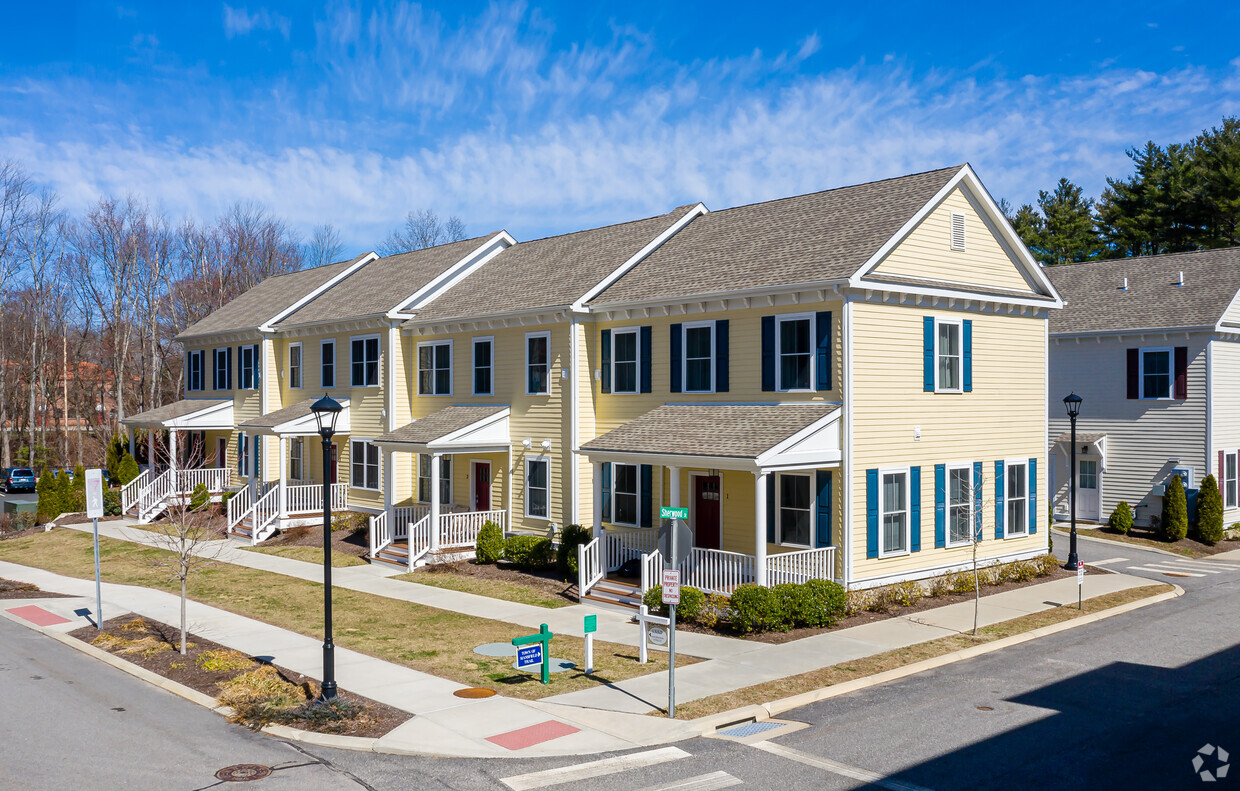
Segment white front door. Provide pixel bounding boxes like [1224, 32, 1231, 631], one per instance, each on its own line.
[1077, 459, 1100, 521]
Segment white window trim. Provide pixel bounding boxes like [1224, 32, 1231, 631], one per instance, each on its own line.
[525, 455, 551, 520]
[775, 471, 814, 549]
[239, 344, 258, 391]
[1005, 459, 1030, 538]
[775, 312, 816, 394]
[877, 465, 911, 558]
[609, 326, 641, 396]
[1138, 346, 1173, 401]
[1226, 452, 1238, 510]
[609, 462, 640, 527]
[290, 438, 303, 482]
[349, 438, 381, 491]
[950, 211, 967, 251]
[472, 336, 494, 396]
[350, 334, 382, 388]
[213, 347, 229, 391]
[416, 453, 453, 504]
[187, 350, 204, 392]
[288, 342, 303, 390]
[681, 320, 716, 395]
[238, 431, 249, 478]
[320, 339, 336, 389]
[525, 331, 552, 396]
[933, 317, 964, 394]
[417, 339, 454, 396]
[945, 462, 974, 548]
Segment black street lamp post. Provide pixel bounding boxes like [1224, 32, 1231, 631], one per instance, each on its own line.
[310, 394, 343, 701]
[1063, 393, 1083, 570]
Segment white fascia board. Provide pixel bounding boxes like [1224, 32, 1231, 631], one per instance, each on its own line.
[851, 280, 1060, 310]
[162, 401, 235, 429]
[587, 279, 850, 315]
[259, 252, 379, 333]
[754, 410, 843, 469]
[1051, 325, 1214, 340]
[571, 203, 708, 312]
[1214, 287, 1240, 332]
[401, 307, 571, 334]
[387, 232, 517, 320]
[576, 448, 759, 473]
[431, 408, 511, 446]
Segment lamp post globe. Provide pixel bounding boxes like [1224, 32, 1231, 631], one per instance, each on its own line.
[309, 394, 342, 700]
[1063, 393, 1082, 570]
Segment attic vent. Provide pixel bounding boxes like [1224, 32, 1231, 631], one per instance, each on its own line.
[1178, 271, 1185, 286]
[1121, 277, 1128, 291]
[950, 212, 966, 251]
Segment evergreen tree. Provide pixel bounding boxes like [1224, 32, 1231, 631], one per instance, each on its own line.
[1198, 474, 1225, 545]
[106, 435, 126, 483]
[35, 466, 60, 524]
[116, 453, 141, 486]
[1037, 178, 1102, 264]
[1189, 118, 1240, 248]
[56, 469, 78, 513]
[1161, 474, 1189, 542]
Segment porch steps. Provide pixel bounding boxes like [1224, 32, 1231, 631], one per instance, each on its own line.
[372, 541, 412, 571]
[583, 578, 643, 610]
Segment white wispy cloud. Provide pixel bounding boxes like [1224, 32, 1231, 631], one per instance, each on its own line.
[223, 5, 291, 39]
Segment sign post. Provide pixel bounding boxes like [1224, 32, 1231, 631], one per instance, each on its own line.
[635, 604, 670, 664]
[512, 623, 554, 685]
[85, 468, 105, 630]
[662, 568, 680, 718]
[657, 506, 688, 719]
[1077, 561, 1084, 610]
[583, 614, 597, 675]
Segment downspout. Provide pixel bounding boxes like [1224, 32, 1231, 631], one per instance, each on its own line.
[842, 297, 854, 588]
[569, 312, 581, 526]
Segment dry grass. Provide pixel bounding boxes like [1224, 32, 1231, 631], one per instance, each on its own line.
[393, 571, 574, 609]
[240, 545, 367, 568]
[217, 665, 306, 710]
[196, 648, 257, 673]
[671, 584, 1173, 720]
[0, 529, 688, 699]
[90, 632, 191, 658]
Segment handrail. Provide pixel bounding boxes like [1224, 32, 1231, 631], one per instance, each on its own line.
[121, 469, 150, 514]
[136, 470, 174, 523]
[603, 526, 656, 572]
[437, 509, 506, 549]
[679, 546, 757, 596]
[765, 545, 837, 586]
[578, 537, 603, 597]
[640, 549, 662, 595]
[227, 485, 253, 530]
[250, 485, 281, 544]
[407, 514, 432, 570]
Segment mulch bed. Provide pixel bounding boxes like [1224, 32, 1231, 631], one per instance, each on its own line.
[0, 525, 44, 542]
[417, 559, 578, 601]
[1076, 524, 1240, 557]
[261, 525, 370, 558]
[0, 577, 74, 600]
[69, 613, 411, 738]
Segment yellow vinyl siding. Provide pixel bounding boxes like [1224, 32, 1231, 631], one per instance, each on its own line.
[576, 320, 595, 529]
[872, 187, 1035, 293]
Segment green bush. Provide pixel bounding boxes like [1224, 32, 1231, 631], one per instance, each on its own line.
[1108, 501, 1134, 534]
[116, 454, 141, 486]
[1034, 553, 1060, 576]
[475, 521, 505, 564]
[504, 535, 554, 570]
[36, 466, 60, 523]
[56, 469, 78, 513]
[1162, 474, 1188, 541]
[642, 585, 706, 622]
[556, 524, 593, 576]
[1198, 474, 1225, 545]
[948, 571, 979, 595]
[330, 512, 368, 533]
[188, 482, 211, 512]
[106, 435, 125, 483]
[103, 489, 121, 516]
[730, 584, 788, 633]
[221, 491, 236, 508]
[771, 579, 848, 628]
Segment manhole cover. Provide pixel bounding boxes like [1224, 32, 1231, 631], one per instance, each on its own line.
[454, 687, 497, 699]
[473, 642, 516, 657]
[215, 764, 273, 782]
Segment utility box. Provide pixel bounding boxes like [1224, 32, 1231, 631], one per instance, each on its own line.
[3, 497, 38, 517]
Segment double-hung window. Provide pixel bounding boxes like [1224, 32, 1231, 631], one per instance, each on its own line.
[239, 344, 259, 390]
[213, 348, 231, 390]
[418, 341, 452, 396]
[350, 440, 380, 490]
[473, 337, 493, 396]
[611, 464, 639, 526]
[683, 322, 714, 393]
[879, 469, 909, 556]
[777, 473, 812, 547]
[526, 457, 549, 518]
[777, 314, 813, 391]
[288, 343, 302, 389]
[1140, 348, 1172, 399]
[351, 336, 380, 387]
[417, 454, 452, 503]
[935, 319, 962, 392]
[526, 332, 550, 395]
[947, 464, 973, 546]
[290, 438, 303, 482]
[320, 340, 335, 389]
[1227, 452, 1238, 510]
[187, 350, 204, 392]
[611, 328, 639, 394]
[1006, 461, 1028, 536]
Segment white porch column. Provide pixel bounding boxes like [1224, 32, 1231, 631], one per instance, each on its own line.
[668, 466, 681, 510]
[168, 430, 178, 475]
[755, 471, 768, 587]
[383, 448, 394, 528]
[429, 452, 442, 552]
[128, 427, 135, 460]
[147, 430, 155, 473]
[591, 461, 603, 538]
[278, 435, 288, 519]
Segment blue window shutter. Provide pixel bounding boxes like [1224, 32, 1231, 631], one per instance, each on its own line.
[253, 435, 261, 479]
[865, 469, 878, 558]
[934, 464, 946, 548]
[237, 346, 244, 388]
[226, 347, 233, 390]
[816, 470, 832, 547]
[766, 474, 776, 544]
[910, 467, 922, 552]
[252, 344, 261, 389]
[761, 316, 776, 391]
[640, 464, 652, 528]
[973, 462, 983, 541]
[1029, 457, 1038, 534]
[639, 326, 652, 393]
[237, 435, 243, 475]
[815, 311, 832, 391]
[716, 320, 729, 393]
[923, 317, 935, 392]
[600, 330, 611, 394]
[963, 319, 973, 392]
[994, 460, 1005, 539]
[669, 323, 682, 393]
[601, 462, 611, 523]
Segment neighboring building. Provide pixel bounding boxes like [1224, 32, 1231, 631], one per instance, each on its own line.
[122, 163, 1062, 593]
[1046, 248, 1240, 527]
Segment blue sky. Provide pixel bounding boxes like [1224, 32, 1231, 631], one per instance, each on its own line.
[2, 1, 1239, 250]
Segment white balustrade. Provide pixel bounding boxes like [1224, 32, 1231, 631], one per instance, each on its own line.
[121, 469, 150, 515]
[370, 510, 392, 555]
[603, 527, 656, 572]
[577, 537, 603, 596]
[679, 547, 758, 596]
[765, 546, 837, 586]
[227, 485, 253, 530]
[250, 485, 280, 544]
[640, 549, 663, 595]
[437, 509, 506, 548]
[407, 514, 432, 569]
[392, 505, 427, 539]
[174, 468, 230, 495]
[136, 470, 174, 523]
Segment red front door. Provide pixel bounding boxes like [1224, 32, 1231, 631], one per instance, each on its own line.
[329, 444, 339, 485]
[693, 475, 721, 550]
[216, 438, 227, 468]
[474, 463, 491, 511]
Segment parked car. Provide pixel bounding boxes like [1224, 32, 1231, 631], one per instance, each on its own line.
[0, 468, 37, 493]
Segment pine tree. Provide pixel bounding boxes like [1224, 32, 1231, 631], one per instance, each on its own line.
[1197, 474, 1225, 545]
[57, 469, 80, 513]
[35, 466, 60, 524]
[117, 453, 141, 486]
[106, 435, 126, 483]
[1161, 474, 1189, 542]
[1190, 118, 1240, 248]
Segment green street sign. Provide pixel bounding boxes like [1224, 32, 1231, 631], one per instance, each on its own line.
[660, 506, 689, 520]
[512, 624, 554, 685]
[583, 614, 597, 634]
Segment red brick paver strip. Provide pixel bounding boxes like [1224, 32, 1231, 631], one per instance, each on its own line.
[6, 605, 71, 626]
[485, 720, 580, 751]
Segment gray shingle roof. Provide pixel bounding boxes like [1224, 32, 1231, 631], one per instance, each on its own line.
[237, 398, 322, 430]
[581, 403, 840, 459]
[590, 166, 965, 305]
[276, 236, 498, 328]
[176, 256, 365, 340]
[1053, 431, 1106, 445]
[122, 398, 231, 426]
[410, 208, 696, 323]
[375, 405, 508, 445]
[1046, 248, 1240, 335]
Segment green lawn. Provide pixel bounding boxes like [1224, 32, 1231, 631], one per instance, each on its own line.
[394, 571, 574, 608]
[240, 545, 367, 568]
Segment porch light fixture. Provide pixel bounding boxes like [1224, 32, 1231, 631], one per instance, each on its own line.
[541, 439, 552, 451]
[309, 393, 342, 700]
[1063, 393, 1082, 571]
[522, 437, 532, 449]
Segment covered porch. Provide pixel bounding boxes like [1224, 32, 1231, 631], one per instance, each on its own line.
[579, 403, 843, 598]
[372, 405, 511, 569]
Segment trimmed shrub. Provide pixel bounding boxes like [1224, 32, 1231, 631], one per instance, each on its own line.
[1198, 474, 1225, 546]
[698, 594, 728, 629]
[887, 580, 923, 607]
[56, 470, 78, 513]
[927, 574, 952, 598]
[730, 584, 787, 633]
[779, 579, 847, 627]
[1108, 501, 1134, 535]
[106, 435, 125, 483]
[189, 482, 211, 512]
[36, 466, 60, 523]
[103, 489, 121, 516]
[221, 491, 236, 508]
[1034, 553, 1060, 576]
[504, 535, 554, 571]
[1162, 474, 1188, 541]
[556, 524, 593, 576]
[948, 571, 979, 595]
[116, 453, 141, 486]
[475, 521, 505, 564]
[330, 511, 368, 533]
[642, 585, 706, 622]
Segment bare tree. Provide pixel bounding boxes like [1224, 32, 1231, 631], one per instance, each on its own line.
[17, 189, 67, 462]
[305, 223, 344, 268]
[0, 161, 32, 466]
[377, 209, 467, 256]
[218, 201, 303, 292]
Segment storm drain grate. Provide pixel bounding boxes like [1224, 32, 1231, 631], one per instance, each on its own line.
[215, 764, 273, 782]
[716, 721, 787, 738]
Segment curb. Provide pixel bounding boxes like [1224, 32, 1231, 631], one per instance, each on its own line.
[687, 583, 1183, 733]
[1051, 527, 1203, 560]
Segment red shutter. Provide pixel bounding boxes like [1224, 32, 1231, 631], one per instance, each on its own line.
[1174, 347, 1188, 399]
[1126, 349, 1139, 399]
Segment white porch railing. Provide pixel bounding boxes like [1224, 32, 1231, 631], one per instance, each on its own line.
[577, 537, 603, 597]
[227, 485, 253, 530]
[603, 527, 656, 572]
[122, 469, 151, 515]
[407, 514, 432, 569]
[679, 547, 759, 596]
[640, 549, 663, 595]
[370, 510, 392, 555]
[766, 546, 837, 586]
[250, 485, 280, 544]
[438, 509, 506, 548]
[285, 482, 347, 515]
[392, 505, 423, 540]
[136, 470, 174, 523]
[175, 468, 230, 494]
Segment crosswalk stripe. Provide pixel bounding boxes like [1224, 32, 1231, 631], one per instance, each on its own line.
[1145, 563, 1222, 574]
[1089, 557, 1130, 566]
[1126, 566, 1204, 577]
[751, 741, 934, 791]
[500, 747, 691, 790]
[1165, 558, 1240, 571]
[634, 771, 743, 791]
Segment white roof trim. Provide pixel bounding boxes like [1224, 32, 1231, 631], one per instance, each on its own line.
[131, 400, 234, 430]
[258, 253, 379, 333]
[755, 409, 842, 470]
[375, 408, 510, 452]
[247, 399, 351, 436]
[388, 232, 517, 319]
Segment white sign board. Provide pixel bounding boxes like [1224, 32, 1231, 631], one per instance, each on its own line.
[647, 625, 668, 647]
[85, 468, 105, 519]
[661, 569, 681, 605]
[1077, 563, 1085, 583]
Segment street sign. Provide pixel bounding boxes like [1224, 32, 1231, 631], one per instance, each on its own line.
[85, 469, 104, 519]
[635, 604, 670, 663]
[516, 644, 543, 668]
[647, 625, 668, 646]
[583, 614, 597, 633]
[657, 520, 693, 568]
[661, 569, 681, 605]
[1077, 563, 1085, 583]
[511, 624, 555, 684]
[583, 614, 597, 674]
[660, 506, 689, 520]
[1077, 562, 1084, 610]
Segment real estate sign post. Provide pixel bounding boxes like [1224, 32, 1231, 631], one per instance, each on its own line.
[583, 614, 596, 674]
[512, 624, 554, 685]
[85, 468, 104, 630]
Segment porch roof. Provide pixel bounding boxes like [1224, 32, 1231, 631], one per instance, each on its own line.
[1054, 430, 1108, 469]
[581, 403, 841, 472]
[238, 397, 351, 436]
[121, 398, 233, 429]
[375, 405, 509, 453]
